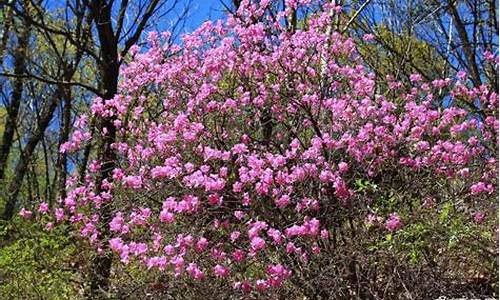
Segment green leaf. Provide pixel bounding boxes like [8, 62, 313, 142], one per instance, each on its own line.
[439, 202, 453, 223]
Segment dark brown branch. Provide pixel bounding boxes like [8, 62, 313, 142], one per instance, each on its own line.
[120, 0, 161, 58]
[447, 0, 482, 87]
[0, 72, 101, 96]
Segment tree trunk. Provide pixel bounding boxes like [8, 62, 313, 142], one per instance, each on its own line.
[53, 85, 72, 206]
[0, 4, 13, 65]
[0, 19, 30, 181]
[87, 1, 119, 297]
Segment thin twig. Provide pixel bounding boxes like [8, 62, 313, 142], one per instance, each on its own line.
[341, 0, 373, 34]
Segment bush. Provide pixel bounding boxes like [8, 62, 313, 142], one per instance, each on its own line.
[21, 0, 498, 298]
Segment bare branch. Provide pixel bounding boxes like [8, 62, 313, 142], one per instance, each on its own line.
[0, 72, 101, 96]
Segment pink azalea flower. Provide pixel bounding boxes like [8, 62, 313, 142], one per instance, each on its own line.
[385, 213, 403, 232]
[19, 208, 33, 219]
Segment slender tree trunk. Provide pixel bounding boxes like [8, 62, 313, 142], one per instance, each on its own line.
[0, 20, 30, 181]
[53, 85, 72, 206]
[0, 4, 13, 65]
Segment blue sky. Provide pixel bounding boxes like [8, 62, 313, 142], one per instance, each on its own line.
[186, 0, 226, 29]
[158, 0, 226, 35]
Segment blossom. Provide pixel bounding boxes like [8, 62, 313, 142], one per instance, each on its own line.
[233, 280, 252, 293]
[362, 33, 375, 42]
[250, 237, 266, 252]
[38, 202, 49, 214]
[473, 211, 486, 224]
[123, 175, 142, 189]
[457, 70, 467, 80]
[385, 213, 403, 232]
[159, 210, 174, 223]
[187, 263, 205, 280]
[110, 212, 125, 232]
[45, 222, 54, 231]
[213, 264, 230, 278]
[255, 279, 269, 291]
[483, 50, 496, 62]
[365, 213, 378, 226]
[19, 208, 33, 219]
[337, 162, 349, 173]
[163, 244, 175, 256]
[230, 231, 241, 242]
[195, 237, 209, 252]
[320, 229, 329, 240]
[409, 73, 422, 82]
[470, 182, 487, 194]
[267, 228, 283, 244]
[55, 208, 65, 222]
[109, 237, 124, 252]
[232, 249, 245, 262]
[234, 210, 245, 220]
[275, 194, 290, 208]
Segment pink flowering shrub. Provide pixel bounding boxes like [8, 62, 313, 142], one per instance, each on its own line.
[33, 0, 499, 298]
